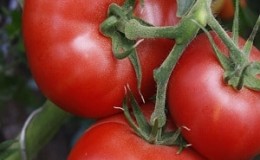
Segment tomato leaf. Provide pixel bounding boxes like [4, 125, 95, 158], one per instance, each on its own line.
[0, 101, 71, 160]
[0, 140, 17, 151]
[176, 0, 195, 17]
[0, 149, 19, 160]
[0, 140, 20, 160]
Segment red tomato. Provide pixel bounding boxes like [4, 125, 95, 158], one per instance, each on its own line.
[168, 32, 260, 160]
[68, 103, 206, 160]
[22, 0, 179, 118]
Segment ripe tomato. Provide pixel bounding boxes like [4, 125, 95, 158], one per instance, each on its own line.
[22, 0, 179, 118]
[168, 32, 260, 160]
[68, 103, 206, 160]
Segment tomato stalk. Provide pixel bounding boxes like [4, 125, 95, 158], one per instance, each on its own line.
[122, 87, 187, 148]
[204, 0, 260, 90]
[100, 0, 154, 97]
[126, 0, 209, 129]
[0, 101, 71, 160]
[101, 0, 209, 145]
[101, 0, 260, 148]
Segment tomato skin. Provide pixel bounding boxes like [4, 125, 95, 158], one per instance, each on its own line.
[168, 32, 260, 160]
[68, 103, 206, 160]
[22, 0, 178, 118]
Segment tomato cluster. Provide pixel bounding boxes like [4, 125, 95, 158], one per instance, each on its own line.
[22, 0, 177, 118]
[22, 0, 260, 159]
[168, 32, 260, 160]
[68, 103, 205, 160]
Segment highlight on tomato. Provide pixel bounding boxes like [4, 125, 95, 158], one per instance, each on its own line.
[168, 32, 260, 160]
[22, 0, 179, 118]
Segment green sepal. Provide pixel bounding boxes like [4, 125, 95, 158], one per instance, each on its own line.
[192, 19, 233, 71]
[160, 128, 182, 146]
[243, 62, 260, 91]
[100, 1, 144, 97]
[111, 32, 136, 59]
[244, 76, 260, 91]
[129, 49, 143, 95]
[122, 97, 145, 138]
[243, 15, 260, 56]
[127, 87, 150, 134]
[122, 89, 187, 147]
[149, 119, 160, 143]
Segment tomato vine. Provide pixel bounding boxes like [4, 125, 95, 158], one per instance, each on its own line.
[101, 0, 260, 144]
[1, 0, 260, 159]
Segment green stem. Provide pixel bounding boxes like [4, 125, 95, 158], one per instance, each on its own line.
[149, 0, 209, 128]
[125, 0, 210, 43]
[151, 44, 187, 128]
[243, 15, 260, 56]
[125, 20, 178, 40]
[232, 0, 240, 44]
[207, 11, 246, 65]
[3, 101, 71, 160]
[23, 101, 71, 160]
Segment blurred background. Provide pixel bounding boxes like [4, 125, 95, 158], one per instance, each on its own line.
[0, 1, 87, 159]
[0, 0, 259, 159]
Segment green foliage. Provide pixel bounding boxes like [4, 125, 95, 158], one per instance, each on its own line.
[0, 1, 44, 110]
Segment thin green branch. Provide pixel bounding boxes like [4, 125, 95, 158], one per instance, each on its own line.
[207, 13, 246, 65]
[232, 0, 240, 44]
[243, 15, 260, 56]
[151, 43, 187, 128]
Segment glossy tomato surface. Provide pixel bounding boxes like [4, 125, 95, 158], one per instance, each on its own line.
[68, 103, 206, 160]
[168, 32, 260, 160]
[22, 0, 179, 118]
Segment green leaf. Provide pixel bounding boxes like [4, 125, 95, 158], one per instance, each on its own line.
[23, 101, 71, 160]
[176, 0, 195, 17]
[0, 140, 17, 151]
[0, 149, 19, 160]
[0, 140, 20, 160]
